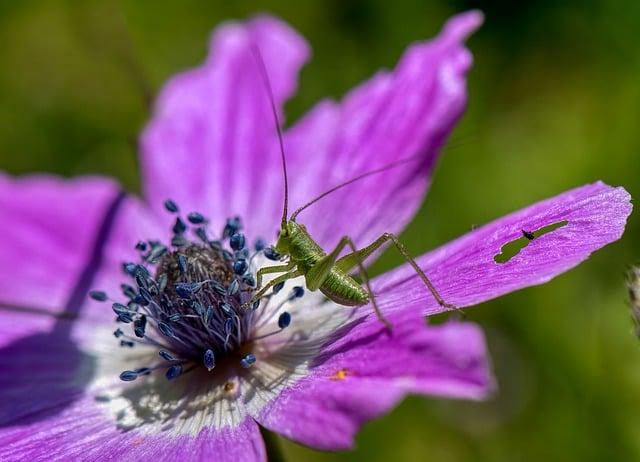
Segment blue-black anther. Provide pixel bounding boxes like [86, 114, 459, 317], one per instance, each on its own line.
[278, 311, 292, 329]
[123, 262, 137, 275]
[119, 370, 138, 381]
[263, 247, 281, 261]
[112, 302, 129, 315]
[138, 288, 152, 306]
[147, 244, 168, 263]
[159, 350, 175, 361]
[166, 364, 183, 380]
[220, 302, 234, 315]
[171, 235, 187, 247]
[187, 212, 206, 224]
[273, 281, 285, 294]
[135, 241, 147, 251]
[164, 199, 179, 213]
[233, 259, 248, 275]
[120, 340, 135, 347]
[204, 349, 216, 371]
[121, 284, 137, 299]
[158, 321, 174, 337]
[175, 282, 199, 299]
[148, 284, 159, 297]
[113, 328, 124, 338]
[228, 279, 240, 296]
[290, 286, 305, 299]
[134, 264, 150, 277]
[210, 281, 226, 296]
[242, 273, 256, 288]
[230, 233, 246, 251]
[195, 227, 208, 243]
[173, 217, 187, 235]
[254, 238, 266, 252]
[240, 353, 257, 369]
[168, 313, 181, 322]
[223, 216, 243, 238]
[89, 290, 108, 302]
[251, 300, 260, 310]
[134, 272, 149, 290]
[118, 314, 133, 324]
[178, 254, 188, 274]
[134, 315, 147, 338]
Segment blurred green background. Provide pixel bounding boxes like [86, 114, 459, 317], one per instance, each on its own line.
[1, 0, 639, 460]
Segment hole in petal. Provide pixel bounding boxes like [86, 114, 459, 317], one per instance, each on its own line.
[494, 220, 569, 264]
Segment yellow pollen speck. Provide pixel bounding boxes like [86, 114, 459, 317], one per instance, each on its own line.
[331, 369, 349, 380]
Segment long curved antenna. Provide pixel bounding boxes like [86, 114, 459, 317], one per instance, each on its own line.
[251, 45, 289, 228]
[290, 155, 423, 221]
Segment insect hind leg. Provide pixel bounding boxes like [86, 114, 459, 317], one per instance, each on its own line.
[339, 237, 393, 331]
[381, 233, 456, 311]
[336, 232, 457, 312]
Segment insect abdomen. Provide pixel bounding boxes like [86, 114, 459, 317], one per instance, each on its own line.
[320, 270, 369, 306]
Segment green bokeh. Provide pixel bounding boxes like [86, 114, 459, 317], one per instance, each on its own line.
[1, 1, 639, 460]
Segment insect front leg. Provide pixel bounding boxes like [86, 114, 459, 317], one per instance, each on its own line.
[307, 236, 392, 329]
[255, 261, 296, 289]
[336, 232, 456, 311]
[242, 268, 303, 309]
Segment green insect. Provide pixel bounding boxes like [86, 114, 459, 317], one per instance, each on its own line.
[244, 48, 456, 327]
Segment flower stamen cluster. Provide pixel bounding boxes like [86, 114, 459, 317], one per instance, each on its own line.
[90, 200, 302, 382]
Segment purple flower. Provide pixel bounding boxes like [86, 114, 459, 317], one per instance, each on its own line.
[0, 11, 631, 460]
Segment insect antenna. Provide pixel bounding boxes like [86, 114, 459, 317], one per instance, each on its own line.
[290, 155, 423, 221]
[290, 133, 473, 221]
[251, 44, 289, 228]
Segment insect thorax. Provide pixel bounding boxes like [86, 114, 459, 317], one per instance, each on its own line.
[279, 221, 325, 271]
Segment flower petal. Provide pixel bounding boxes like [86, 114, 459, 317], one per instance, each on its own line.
[141, 15, 309, 240]
[0, 173, 124, 315]
[0, 393, 265, 462]
[0, 311, 95, 428]
[0, 309, 57, 347]
[375, 182, 632, 316]
[255, 305, 492, 450]
[284, 11, 483, 250]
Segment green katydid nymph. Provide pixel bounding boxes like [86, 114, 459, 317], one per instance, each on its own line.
[243, 47, 456, 328]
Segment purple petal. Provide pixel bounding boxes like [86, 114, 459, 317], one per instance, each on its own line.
[256, 306, 492, 450]
[375, 182, 632, 316]
[0, 390, 265, 462]
[0, 309, 57, 348]
[284, 11, 483, 250]
[0, 174, 123, 315]
[0, 311, 92, 427]
[141, 15, 309, 239]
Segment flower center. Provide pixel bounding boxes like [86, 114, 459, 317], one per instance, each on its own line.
[90, 200, 301, 382]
